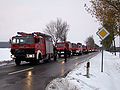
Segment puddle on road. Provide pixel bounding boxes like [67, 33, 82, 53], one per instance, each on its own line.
[60, 61, 65, 76]
[24, 71, 33, 90]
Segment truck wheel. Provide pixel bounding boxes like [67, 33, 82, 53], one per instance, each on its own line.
[45, 54, 51, 63]
[54, 54, 57, 61]
[48, 54, 51, 61]
[68, 52, 71, 57]
[15, 58, 21, 66]
[58, 54, 61, 58]
[36, 54, 42, 64]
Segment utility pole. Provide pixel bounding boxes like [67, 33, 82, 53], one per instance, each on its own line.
[101, 42, 104, 72]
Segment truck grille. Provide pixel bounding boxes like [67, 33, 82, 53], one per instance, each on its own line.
[11, 49, 35, 56]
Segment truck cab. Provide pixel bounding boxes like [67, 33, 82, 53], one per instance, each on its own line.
[56, 41, 72, 58]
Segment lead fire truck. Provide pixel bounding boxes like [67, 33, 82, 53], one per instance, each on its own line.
[10, 32, 54, 65]
[71, 43, 83, 55]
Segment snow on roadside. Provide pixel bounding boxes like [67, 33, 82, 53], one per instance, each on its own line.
[46, 51, 120, 90]
[0, 48, 12, 62]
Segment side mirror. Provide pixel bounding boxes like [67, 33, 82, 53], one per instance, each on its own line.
[9, 39, 12, 44]
[35, 38, 40, 43]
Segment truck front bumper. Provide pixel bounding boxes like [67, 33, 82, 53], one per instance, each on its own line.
[11, 54, 35, 59]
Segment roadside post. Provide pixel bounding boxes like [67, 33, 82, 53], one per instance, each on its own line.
[86, 62, 90, 78]
[96, 27, 110, 72]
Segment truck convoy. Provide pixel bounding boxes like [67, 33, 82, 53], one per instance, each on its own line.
[10, 32, 54, 65]
[10, 32, 98, 65]
[56, 42, 85, 57]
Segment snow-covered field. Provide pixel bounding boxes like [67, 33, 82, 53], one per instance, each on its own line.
[46, 51, 120, 90]
[1, 48, 120, 90]
[0, 48, 12, 62]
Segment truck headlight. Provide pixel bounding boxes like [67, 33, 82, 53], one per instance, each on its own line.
[26, 54, 35, 58]
[11, 55, 15, 58]
[61, 51, 64, 54]
[76, 50, 79, 53]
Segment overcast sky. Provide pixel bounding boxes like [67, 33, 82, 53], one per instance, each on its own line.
[0, 0, 101, 45]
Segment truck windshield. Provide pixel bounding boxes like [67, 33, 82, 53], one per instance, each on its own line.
[72, 44, 77, 48]
[12, 36, 34, 44]
[56, 43, 65, 48]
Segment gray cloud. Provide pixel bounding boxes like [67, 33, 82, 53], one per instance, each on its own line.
[0, 0, 100, 45]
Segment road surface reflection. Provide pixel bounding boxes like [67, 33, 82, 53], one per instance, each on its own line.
[24, 71, 33, 90]
[60, 61, 65, 76]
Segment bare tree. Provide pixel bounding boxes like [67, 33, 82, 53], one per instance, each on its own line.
[44, 18, 69, 45]
[59, 21, 69, 42]
[85, 36, 95, 49]
[84, 0, 120, 49]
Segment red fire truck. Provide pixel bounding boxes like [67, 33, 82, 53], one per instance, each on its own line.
[71, 43, 83, 55]
[71, 43, 77, 55]
[56, 41, 72, 58]
[10, 32, 54, 65]
[82, 45, 88, 54]
[76, 43, 83, 55]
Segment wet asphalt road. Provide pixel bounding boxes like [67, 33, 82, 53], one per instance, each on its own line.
[0, 52, 99, 90]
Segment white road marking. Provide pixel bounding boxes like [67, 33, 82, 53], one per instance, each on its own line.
[8, 67, 34, 75]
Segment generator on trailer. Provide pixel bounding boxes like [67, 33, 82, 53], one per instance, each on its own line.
[10, 32, 54, 65]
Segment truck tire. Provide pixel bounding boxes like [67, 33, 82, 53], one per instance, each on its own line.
[58, 54, 61, 58]
[54, 54, 57, 61]
[15, 58, 21, 66]
[30, 54, 41, 65]
[44, 54, 51, 63]
[68, 51, 71, 57]
[36, 54, 41, 64]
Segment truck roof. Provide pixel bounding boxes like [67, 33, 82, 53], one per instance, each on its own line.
[34, 32, 51, 38]
[14, 32, 52, 39]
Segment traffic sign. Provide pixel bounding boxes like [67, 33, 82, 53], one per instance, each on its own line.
[96, 27, 110, 72]
[97, 27, 110, 40]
